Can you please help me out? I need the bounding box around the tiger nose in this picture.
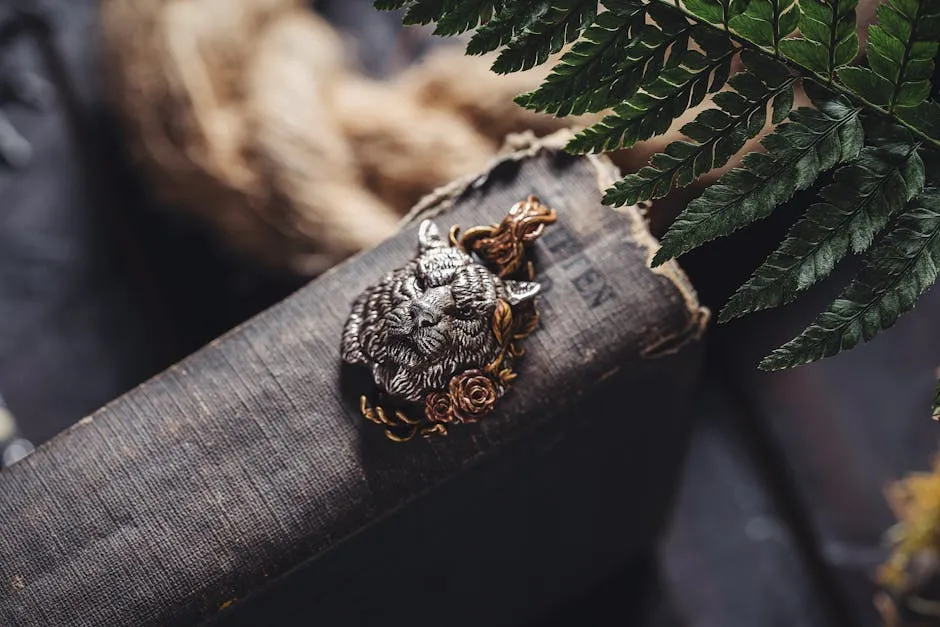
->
[411,302,439,328]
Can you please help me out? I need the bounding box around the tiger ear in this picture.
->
[418,220,446,251]
[504,280,540,306]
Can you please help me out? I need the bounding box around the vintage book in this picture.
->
[0,131,707,626]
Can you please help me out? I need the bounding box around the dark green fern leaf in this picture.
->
[374,0,940,373]
[434,0,500,36]
[604,50,794,207]
[899,100,940,141]
[685,0,749,27]
[515,3,647,115]
[729,0,801,53]
[401,0,454,25]
[760,187,940,370]
[566,25,736,154]
[779,0,859,78]
[491,0,597,74]
[374,0,411,10]
[466,1,551,56]
[651,88,864,266]
[520,2,692,116]
[719,125,926,322]
[838,0,940,110]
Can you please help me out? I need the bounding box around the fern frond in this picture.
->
[374,0,411,10]
[838,0,940,110]
[401,0,455,25]
[652,86,864,266]
[761,187,940,370]
[779,0,859,79]
[900,100,940,142]
[720,123,926,322]
[566,25,736,153]
[376,0,940,373]
[520,2,694,116]
[728,0,801,54]
[466,2,550,56]
[684,0,750,28]
[604,50,794,207]
[434,0,499,36]
[515,3,647,116]
[491,0,598,74]
[375,0,489,26]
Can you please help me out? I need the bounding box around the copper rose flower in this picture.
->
[448,369,503,423]
[424,391,454,424]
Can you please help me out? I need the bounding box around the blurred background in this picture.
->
[0,0,939,625]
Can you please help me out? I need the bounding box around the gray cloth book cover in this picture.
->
[0,132,707,626]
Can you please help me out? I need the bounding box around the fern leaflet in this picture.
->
[520,2,695,116]
[899,100,940,142]
[720,123,926,322]
[779,0,859,79]
[400,0,456,25]
[761,187,940,370]
[492,0,598,74]
[684,0,750,28]
[838,0,940,110]
[567,25,736,153]
[728,0,801,54]
[604,50,794,207]
[515,3,647,116]
[652,86,864,266]
[373,0,411,10]
[466,2,551,56]
[434,1,500,36]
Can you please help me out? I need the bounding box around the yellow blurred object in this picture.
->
[879,458,940,592]
[876,455,940,626]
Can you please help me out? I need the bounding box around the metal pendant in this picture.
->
[341,195,556,441]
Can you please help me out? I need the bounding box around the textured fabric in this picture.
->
[0,134,706,626]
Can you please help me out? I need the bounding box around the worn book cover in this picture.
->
[0,132,707,626]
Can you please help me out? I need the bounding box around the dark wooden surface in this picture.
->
[662,382,835,627]
[658,186,940,627]
[711,281,940,627]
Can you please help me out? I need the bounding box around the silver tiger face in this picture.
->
[342,221,540,402]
